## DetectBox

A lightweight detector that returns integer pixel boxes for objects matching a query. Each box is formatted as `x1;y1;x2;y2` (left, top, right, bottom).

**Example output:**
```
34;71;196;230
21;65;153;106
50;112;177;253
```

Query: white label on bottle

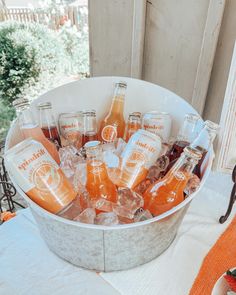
101;125;118;142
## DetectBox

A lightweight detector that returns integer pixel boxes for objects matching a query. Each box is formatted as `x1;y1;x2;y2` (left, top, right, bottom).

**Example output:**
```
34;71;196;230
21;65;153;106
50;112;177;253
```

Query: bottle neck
109;95;125;115
17;107;38;128
109;84;126;115
166;152;198;183
191;124;217;152
83;113;97;133
128;116;141;126
86;147;109;181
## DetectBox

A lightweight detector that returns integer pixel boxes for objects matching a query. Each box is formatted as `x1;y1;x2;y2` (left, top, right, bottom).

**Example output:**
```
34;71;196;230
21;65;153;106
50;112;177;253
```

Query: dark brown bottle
164;113;200;174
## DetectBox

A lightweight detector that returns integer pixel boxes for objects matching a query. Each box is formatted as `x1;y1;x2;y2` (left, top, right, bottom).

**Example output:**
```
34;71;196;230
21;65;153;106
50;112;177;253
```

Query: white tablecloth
0;172;235;295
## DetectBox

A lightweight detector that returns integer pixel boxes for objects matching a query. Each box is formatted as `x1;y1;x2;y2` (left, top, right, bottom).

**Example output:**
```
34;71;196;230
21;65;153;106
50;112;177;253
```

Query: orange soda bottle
124;112;141;142
13;98;60;164
99;82;127;143
85;141;117;205
143;146;201;216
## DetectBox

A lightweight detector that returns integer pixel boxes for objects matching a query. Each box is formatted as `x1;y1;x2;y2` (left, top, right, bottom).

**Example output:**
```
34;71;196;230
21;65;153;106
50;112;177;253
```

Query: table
0;172;235;295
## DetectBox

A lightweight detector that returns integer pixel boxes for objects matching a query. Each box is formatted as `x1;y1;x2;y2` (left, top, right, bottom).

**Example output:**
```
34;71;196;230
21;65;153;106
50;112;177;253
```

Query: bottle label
142;112;172;143
59;117;82;137
119;129;162;188
101;125;117;142
5;139;76;214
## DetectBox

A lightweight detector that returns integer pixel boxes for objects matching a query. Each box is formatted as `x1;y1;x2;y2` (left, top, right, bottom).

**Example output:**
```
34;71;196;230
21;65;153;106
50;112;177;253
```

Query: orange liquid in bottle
21;124;60;164
125;121;141;142
42;125;61;149
82;131;98;146
99;99;126;142
86;160;117;205
99;82;126;143
143;170;190;216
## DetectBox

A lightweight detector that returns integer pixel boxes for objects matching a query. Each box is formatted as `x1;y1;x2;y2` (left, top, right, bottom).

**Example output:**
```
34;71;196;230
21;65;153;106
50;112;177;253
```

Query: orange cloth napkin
0;211;16;222
190;215;236;295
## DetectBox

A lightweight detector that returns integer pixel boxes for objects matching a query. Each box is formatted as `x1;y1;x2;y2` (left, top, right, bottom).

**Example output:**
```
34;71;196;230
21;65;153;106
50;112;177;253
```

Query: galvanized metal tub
5;77;213;272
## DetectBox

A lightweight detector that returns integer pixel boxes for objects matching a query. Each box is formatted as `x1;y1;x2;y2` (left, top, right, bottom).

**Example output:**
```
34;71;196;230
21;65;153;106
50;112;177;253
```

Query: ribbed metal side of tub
31;204;188;272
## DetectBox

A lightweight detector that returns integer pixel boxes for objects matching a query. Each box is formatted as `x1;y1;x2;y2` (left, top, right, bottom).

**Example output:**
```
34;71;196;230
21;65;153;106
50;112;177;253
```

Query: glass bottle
99;82;127;143
166;113;200;163
143;146;201;216
37;102;61;149
85;141;117;206
82;110;98;146
124;112;141;142
58;112;83;149
13;98;60;164
191;120;218;178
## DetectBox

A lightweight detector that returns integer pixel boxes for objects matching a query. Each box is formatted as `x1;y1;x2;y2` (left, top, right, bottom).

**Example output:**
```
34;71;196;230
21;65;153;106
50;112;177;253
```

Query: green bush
0;21;68;143
0;23;39;106
0;21;67;106
0;101;15;144
59;23;89;75
0;19;89;143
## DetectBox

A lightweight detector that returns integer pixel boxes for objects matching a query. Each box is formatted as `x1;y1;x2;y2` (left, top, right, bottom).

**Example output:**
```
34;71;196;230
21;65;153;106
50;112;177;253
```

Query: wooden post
73;6;79;30
88;0;146;78
191;0;226;115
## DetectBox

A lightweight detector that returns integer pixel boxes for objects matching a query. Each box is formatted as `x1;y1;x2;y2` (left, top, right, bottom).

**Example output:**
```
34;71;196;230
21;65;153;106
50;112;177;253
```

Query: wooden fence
0;6;84;31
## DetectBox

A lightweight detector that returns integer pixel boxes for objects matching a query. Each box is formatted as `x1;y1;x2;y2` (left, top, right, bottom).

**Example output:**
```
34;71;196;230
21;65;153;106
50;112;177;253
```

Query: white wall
142;0;210;104
89;0;229;120
203;0;236;122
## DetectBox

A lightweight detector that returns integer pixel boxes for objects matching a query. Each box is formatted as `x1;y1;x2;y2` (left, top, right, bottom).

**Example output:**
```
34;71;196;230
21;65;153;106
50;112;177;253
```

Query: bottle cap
12;98;30;109
129;112;141;119
204;120;219;131
84;140;101;149
185;113;200;122
82;110;96;116
37;102;52;110
115;81;127;88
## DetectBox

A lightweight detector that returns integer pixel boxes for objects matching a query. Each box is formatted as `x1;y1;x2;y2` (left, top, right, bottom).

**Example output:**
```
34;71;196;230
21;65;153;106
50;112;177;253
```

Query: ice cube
59;146;84;178
93;199;134;219
103;150;120;168
134;179;152;195
112;204;134;219
155;155;169;172
134;208;153;222
118;216;134;224
117;188;144;213
58;195;81;220
107;167;121;185
73;162;87;192
102;142;120;169
115;138;126;156
74;208;96;224
79;190;93;211
95;212;119;226
184;174;200;196
93;198;113;212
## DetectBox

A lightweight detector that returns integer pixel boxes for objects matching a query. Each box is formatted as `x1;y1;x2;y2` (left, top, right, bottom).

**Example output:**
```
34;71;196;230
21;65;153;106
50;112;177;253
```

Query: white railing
0;5;87;31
